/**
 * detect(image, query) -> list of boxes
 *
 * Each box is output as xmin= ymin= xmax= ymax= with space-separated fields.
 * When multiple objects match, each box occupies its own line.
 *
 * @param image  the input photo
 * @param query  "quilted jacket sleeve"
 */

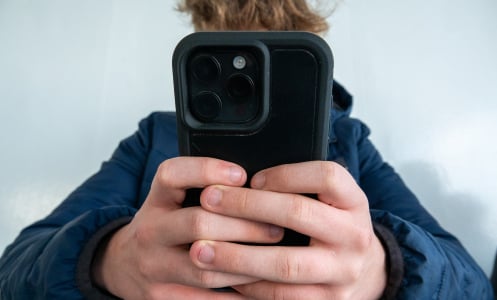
xmin=0 ymin=113 xmax=161 ymax=300
xmin=342 ymin=119 xmax=493 ymax=299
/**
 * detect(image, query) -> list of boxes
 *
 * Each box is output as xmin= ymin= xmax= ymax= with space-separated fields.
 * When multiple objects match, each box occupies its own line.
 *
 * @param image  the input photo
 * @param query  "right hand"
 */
xmin=91 ymin=157 xmax=284 ymax=300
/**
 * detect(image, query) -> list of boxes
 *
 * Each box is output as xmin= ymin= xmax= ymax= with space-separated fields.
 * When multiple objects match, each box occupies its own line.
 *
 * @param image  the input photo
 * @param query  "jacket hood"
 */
xmin=330 ymin=80 xmax=353 ymax=142
xmin=332 ymin=80 xmax=353 ymax=116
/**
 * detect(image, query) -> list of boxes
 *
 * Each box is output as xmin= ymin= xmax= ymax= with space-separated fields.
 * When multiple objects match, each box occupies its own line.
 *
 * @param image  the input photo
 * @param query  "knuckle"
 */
xmin=320 ymin=162 xmax=339 ymax=192
xmin=287 ymin=195 xmax=311 ymax=226
xmin=279 ymin=164 xmax=293 ymax=185
xmin=200 ymin=158 xmax=225 ymax=183
xmin=196 ymin=269 xmax=216 ymax=287
xmin=144 ymin=285 xmax=163 ymax=300
xmin=134 ymin=222 xmax=155 ymax=246
xmin=271 ymin=286 xmax=288 ymax=300
xmin=354 ymin=226 xmax=373 ymax=252
xmin=156 ymin=157 xmax=217 ymax=187
xmin=333 ymin=288 xmax=354 ymax=300
xmin=276 ymin=252 xmax=300 ymax=281
xmin=343 ymin=260 xmax=363 ymax=283
xmin=190 ymin=210 xmax=209 ymax=239
xmin=156 ymin=160 xmax=175 ymax=186
xmin=198 ymin=159 xmax=212 ymax=181
xmin=320 ymin=162 xmax=338 ymax=180
xmin=238 ymin=188 xmax=251 ymax=213
xmin=224 ymin=249 xmax=243 ymax=271
xmin=137 ymin=256 xmax=156 ymax=280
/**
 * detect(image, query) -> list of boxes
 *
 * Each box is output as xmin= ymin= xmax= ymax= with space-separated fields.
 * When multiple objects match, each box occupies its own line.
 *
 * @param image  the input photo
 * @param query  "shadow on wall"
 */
xmin=398 ymin=161 xmax=494 ymax=275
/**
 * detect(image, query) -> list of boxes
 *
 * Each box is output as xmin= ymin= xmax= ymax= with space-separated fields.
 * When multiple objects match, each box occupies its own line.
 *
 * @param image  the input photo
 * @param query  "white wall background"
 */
xmin=1 ymin=0 xmax=496 ymax=275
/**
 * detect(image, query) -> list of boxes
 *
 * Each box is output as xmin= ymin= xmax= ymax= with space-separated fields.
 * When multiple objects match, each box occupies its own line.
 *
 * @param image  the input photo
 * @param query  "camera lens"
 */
xmin=191 ymin=55 xmax=221 ymax=82
xmin=191 ymin=91 xmax=222 ymax=121
xmin=226 ymin=74 xmax=254 ymax=99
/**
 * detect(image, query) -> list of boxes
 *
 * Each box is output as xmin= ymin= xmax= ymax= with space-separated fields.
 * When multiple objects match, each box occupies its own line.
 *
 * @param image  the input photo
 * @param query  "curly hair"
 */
xmin=176 ymin=0 xmax=331 ymax=34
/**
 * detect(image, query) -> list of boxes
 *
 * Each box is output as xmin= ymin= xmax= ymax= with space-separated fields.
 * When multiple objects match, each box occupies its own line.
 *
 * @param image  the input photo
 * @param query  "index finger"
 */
xmin=146 ymin=157 xmax=247 ymax=210
xmin=250 ymin=161 xmax=366 ymax=210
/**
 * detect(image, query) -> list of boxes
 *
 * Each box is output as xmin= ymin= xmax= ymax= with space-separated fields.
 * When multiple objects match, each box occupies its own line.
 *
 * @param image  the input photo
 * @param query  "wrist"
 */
xmin=91 ymin=231 xmax=114 ymax=290
xmin=373 ymin=223 xmax=404 ymax=300
xmin=365 ymin=231 xmax=389 ymax=300
xmin=91 ymin=224 xmax=132 ymax=298
xmin=77 ymin=216 xmax=132 ymax=299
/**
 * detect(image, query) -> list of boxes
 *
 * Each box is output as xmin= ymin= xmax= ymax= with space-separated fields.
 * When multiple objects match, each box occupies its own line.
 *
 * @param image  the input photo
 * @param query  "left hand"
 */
xmin=189 ymin=161 xmax=387 ymax=300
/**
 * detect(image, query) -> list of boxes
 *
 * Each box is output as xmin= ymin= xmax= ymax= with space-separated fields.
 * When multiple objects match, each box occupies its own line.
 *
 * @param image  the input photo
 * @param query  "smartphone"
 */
xmin=172 ymin=31 xmax=334 ymax=246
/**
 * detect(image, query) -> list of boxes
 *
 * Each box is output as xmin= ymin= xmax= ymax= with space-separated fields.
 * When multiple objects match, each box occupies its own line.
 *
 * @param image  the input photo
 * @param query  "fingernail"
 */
xmin=229 ymin=166 xmax=243 ymax=183
xmin=251 ymin=173 xmax=266 ymax=189
xmin=206 ymin=187 xmax=222 ymax=206
xmin=198 ymin=243 xmax=215 ymax=264
xmin=269 ymin=225 xmax=283 ymax=238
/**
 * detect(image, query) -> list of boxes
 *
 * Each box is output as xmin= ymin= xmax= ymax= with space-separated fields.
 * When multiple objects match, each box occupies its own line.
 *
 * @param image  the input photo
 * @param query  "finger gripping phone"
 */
xmin=173 ymin=31 xmax=334 ymax=246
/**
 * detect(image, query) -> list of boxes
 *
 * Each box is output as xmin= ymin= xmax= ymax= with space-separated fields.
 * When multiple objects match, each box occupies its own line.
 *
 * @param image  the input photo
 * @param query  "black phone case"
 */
xmin=173 ymin=31 xmax=334 ymax=246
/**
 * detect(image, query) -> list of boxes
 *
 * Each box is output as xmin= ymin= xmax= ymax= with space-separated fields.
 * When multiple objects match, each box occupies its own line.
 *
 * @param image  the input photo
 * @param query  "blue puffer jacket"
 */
xmin=0 ymin=82 xmax=493 ymax=299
